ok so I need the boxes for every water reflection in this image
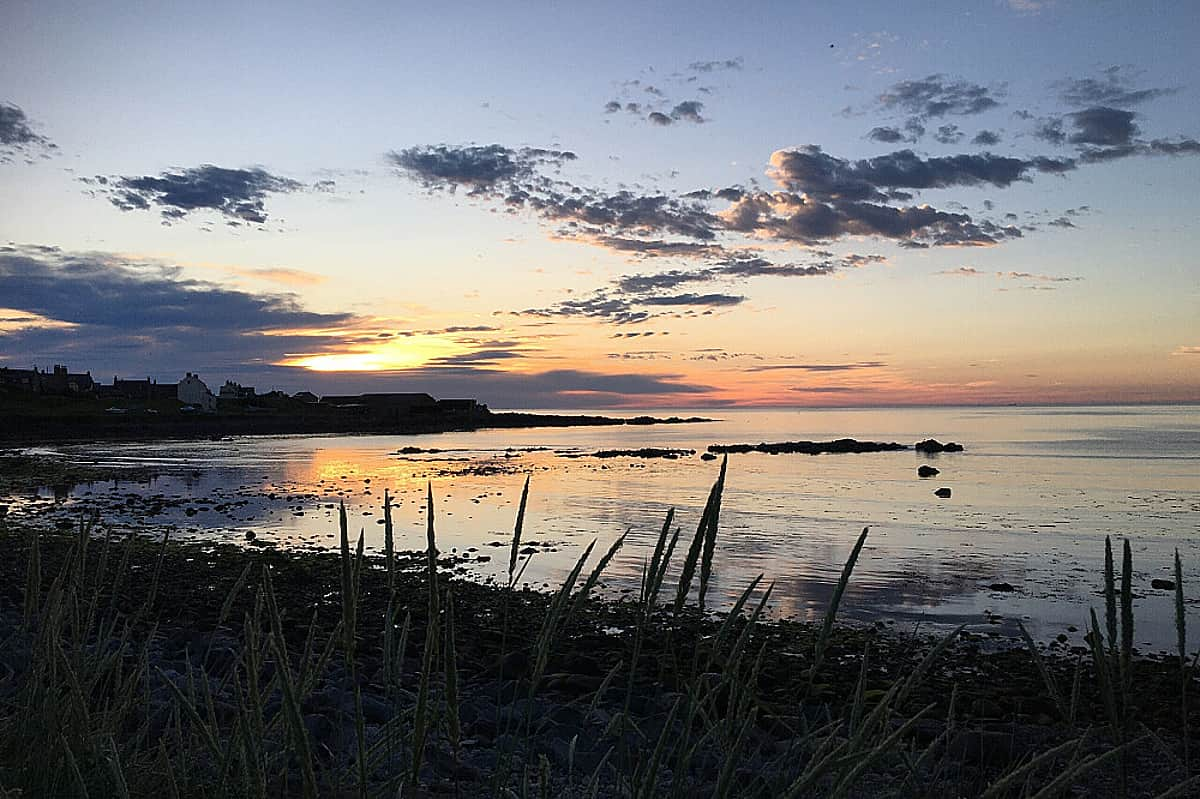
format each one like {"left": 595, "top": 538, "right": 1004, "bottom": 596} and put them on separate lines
{"left": 3, "top": 406, "right": 1198, "bottom": 648}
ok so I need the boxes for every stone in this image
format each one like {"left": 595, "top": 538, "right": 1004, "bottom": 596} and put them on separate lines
{"left": 918, "top": 465, "right": 939, "bottom": 477}
{"left": 989, "top": 582, "right": 1016, "bottom": 592}
{"left": 934, "top": 487, "right": 952, "bottom": 498}
{"left": 1152, "top": 578, "right": 1177, "bottom": 591}
{"left": 915, "top": 439, "right": 965, "bottom": 453}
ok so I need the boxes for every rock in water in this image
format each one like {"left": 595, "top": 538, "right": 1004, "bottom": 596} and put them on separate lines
{"left": 989, "top": 582, "right": 1016, "bottom": 592}
{"left": 918, "top": 465, "right": 939, "bottom": 477}
{"left": 934, "top": 487, "right": 952, "bottom": 498}
{"left": 1151, "top": 578, "right": 1176, "bottom": 590}
{"left": 915, "top": 439, "right": 965, "bottom": 453}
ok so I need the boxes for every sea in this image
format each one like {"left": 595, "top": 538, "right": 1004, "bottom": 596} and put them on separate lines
{"left": 8, "top": 405, "right": 1199, "bottom": 651}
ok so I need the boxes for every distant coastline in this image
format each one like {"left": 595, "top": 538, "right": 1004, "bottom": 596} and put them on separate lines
{"left": 0, "top": 408, "right": 714, "bottom": 445}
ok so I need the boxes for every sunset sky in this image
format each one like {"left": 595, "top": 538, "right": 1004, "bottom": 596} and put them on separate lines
{"left": 1, "top": 0, "right": 1197, "bottom": 408}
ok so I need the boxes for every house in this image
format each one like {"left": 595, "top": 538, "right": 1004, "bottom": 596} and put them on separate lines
{"left": 41, "top": 365, "right": 95, "bottom": 395}
{"left": 435, "top": 398, "right": 482, "bottom": 417}
{"left": 219, "top": 380, "right": 255, "bottom": 401}
{"left": 360, "top": 393, "right": 437, "bottom": 412}
{"left": 0, "top": 367, "right": 42, "bottom": 392}
{"left": 177, "top": 373, "right": 217, "bottom": 412}
{"left": 0, "top": 365, "right": 95, "bottom": 395}
{"left": 292, "top": 391, "right": 319, "bottom": 404}
{"left": 99, "top": 377, "right": 154, "bottom": 402}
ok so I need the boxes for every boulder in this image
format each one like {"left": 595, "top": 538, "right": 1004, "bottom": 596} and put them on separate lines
{"left": 1151, "top": 578, "right": 1177, "bottom": 591}
{"left": 934, "top": 487, "right": 952, "bottom": 498}
{"left": 917, "top": 465, "right": 939, "bottom": 477}
{"left": 988, "top": 582, "right": 1016, "bottom": 593}
{"left": 915, "top": 439, "right": 965, "bottom": 453}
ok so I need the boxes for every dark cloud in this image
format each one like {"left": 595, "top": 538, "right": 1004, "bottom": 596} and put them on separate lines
{"left": 0, "top": 245, "right": 355, "bottom": 373}
{"left": 1056, "top": 67, "right": 1176, "bottom": 108}
{"left": 934, "top": 125, "right": 964, "bottom": 144}
{"left": 85, "top": 165, "right": 305, "bottom": 225}
{"left": 588, "top": 236, "right": 723, "bottom": 258}
{"left": 670, "top": 100, "right": 706, "bottom": 124}
{"left": 1069, "top": 139, "right": 1200, "bottom": 163}
{"left": 746, "top": 361, "right": 886, "bottom": 372}
{"left": 511, "top": 284, "right": 743, "bottom": 325}
{"left": 972, "top": 130, "right": 1002, "bottom": 146}
{"left": 867, "top": 126, "right": 905, "bottom": 143}
{"left": 648, "top": 112, "right": 673, "bottom": 126}
{"left": 389, "top": 144, "right": 576, "bottom": 192}
{"left": 604, "top": 101, "right": 623, "bottom": 113}
{"left": 0, "top": 102, "right": 57, "bottom": 163}
{"left": 1068, "top": 107, "right": 1138, "bottom": 147}
{"left": 395, "top": 324, "right": 500, "bottom": 337}
{"left": 688, "top": 57, "right": 743, "bottom": 73}
{"left": 878, "top": 75, "right": 1004, "bottom": 120}
{"left": 640, "top": 292, "right": 744, "bottom": 307}
{"left": 789, "top": 386, "right": 862, "bottom": 393}
{"left": 615, "top": 253, "right": 881, "bottom": 293}
{"left": 394, "top": 141, "right": 1071, "bottom": 257}
{"left": 768, "top": 146, "right": 1074, "bottom": 200}
{"left": 1033, "top": 117, "right": 1067, "bottom": 145}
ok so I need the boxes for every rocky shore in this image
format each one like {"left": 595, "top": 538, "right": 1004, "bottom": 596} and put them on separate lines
{"left": 0, "top": 514, "right": 1195, "bottom": 797}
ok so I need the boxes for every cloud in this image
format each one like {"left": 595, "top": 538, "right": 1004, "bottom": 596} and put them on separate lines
{"left": 648, "top": 111, "right": 673, "bottom": 126}
{"left": 768, "top": 146, "right": 1074, "bottom": 198}
{"left": 1033, "top": 117, "right": 1066, "bottom": 144}
{"left": 938, "top": 266, "right": 985, "bottom": 276}
{"left": 84, "top": 165, "right": 305, "bottom": 225}
{"left": 1077, "top": 137, "right": 1200, "bottom": 163}
{"left": 1068, "top": 107, "right": 1138, "bottom": 146}
{"left": 0, "top": 102, "right": 57, "bottom": 163}
{"left": 934, "top": 125, "right": 964, "bottom": 144}
{"left": 388, "top": 144, "right": 576, "bottom": 192}
{"left": 224, "top": 266, "right": 328, "bottom": 286}
{"left": 1172, "top": 346, "right": 1200, "bottom": 356}
{"left": 393, "top": 141, "right": 1072, "bottom": 256}
{"left": 615, "top": 253, "right": 881, "bottom": 293}
{"left": 877, "top": 74, "right": 1004, "bottom": 120}
{"left": 788, "top": 386, "right": 863, "bottom": 393}
{"left": 512, "top": 286, "right": 744, "bottom": 325}
{"left": 972, "top": 129, "right": 1002, "bottom": 146}
{"left": 640, "top": 292, "right": 744, "bottom": 307}
{"left": 688, "top": 57, "right": 743, "bottom": 73}
{"left": 1056, "top": 67, "right": 1176, "bottom": 108}
{"left": 670, "top": 100, "right": 706, "bottom": 124}
{"left": 0, "top": 245, "right": 356, "bottom": 373}
{"left": 867, "top": 126, "right": 905, "bottom": 143}
{"left": 998, "top": 270, "right": 1080, "bottom": 282}
{"left": 746, "top": 361, "right": 886, "bottom": 372}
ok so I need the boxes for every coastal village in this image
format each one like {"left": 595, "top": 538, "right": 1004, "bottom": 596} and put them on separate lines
{"left": 0, "top": 363, "right": 485, "bottom": 421}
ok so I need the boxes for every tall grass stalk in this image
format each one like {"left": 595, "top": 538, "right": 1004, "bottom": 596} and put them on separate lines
{"left": 809, "top": 526, "right": 870, "bottom": 691}
{"left": 1176, "top": 549, "right": 1189, "bottom": 775}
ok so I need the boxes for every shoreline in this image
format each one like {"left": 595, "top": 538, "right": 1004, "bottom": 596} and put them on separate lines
{"left": 0, "top": 409, "right": 715, "bottom": 446}
{"left": 0, "top": 517, "right": 1194, "bottom": 797}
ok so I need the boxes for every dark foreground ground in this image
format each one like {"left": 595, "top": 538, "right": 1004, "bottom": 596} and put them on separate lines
{"left": 0, "top": 509, "right": 1196, "bottom": 798}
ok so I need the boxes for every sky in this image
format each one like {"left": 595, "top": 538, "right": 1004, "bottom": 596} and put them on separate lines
{"left": 1, "top": 0, "right": 1197, "bottom": 409}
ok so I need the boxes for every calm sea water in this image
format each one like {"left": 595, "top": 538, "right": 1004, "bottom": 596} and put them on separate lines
{"left": 10, "top": 405, "right": 1200, "bottom": 650}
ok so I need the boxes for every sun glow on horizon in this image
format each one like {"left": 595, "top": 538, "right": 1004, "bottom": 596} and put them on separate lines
{"left": 279, "top": 335, "right": 465, "bottom": 372}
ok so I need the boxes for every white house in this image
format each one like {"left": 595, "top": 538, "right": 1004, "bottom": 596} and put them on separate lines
{"left": 177, "top": 372, "right": 217, "bottom": 411}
